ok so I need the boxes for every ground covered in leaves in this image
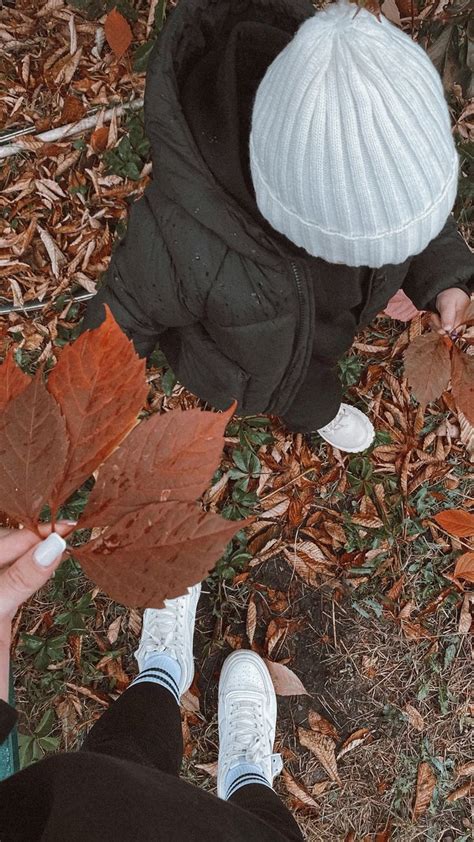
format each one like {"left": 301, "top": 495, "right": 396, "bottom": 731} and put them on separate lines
{"left": 1, "top": 1, "right": 473, "bottom": 840}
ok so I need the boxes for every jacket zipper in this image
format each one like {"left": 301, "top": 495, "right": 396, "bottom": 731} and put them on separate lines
{"left": 289, "top": 260, "right": 305, "bottom": 347}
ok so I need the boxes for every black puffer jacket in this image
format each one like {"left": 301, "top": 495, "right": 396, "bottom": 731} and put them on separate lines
{"left": 83, "top": 0, "right": 473, "bottom": 423}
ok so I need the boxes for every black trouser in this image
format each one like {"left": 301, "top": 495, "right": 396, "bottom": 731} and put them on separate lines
{"left": 81, "top": 682, "right": 304, "bottom": 841}
{"left": 282, "top": 353, "right": 342, "bottom": 433}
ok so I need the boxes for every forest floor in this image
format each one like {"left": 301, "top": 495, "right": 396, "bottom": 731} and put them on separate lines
{"left": 1, "top": 1, "right": 473, "bottom": 840}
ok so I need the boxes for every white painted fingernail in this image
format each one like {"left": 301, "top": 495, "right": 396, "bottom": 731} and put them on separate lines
{"left": 33, "top": 534, "right": 66, "bottom": 567}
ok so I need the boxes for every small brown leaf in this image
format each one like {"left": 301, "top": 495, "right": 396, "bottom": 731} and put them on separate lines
{"left": 412, "top": 761, "right": 436, "bottom": 820}
{"left": 337, "top": 728, "right": 371, "bottom": 759}
{"left": 453, "top": 551, "right": 474, "bottom": 583}
{"left": 404, "top": 333, "right": 451, "bottom": 408}
{"left": 0, "top": 373, "right": 68, "bottom": 529}
{"left": 311, "top": 780, "right": 331, "bottom": 797}
{"left": 447, "top": 782, "right": 473, "bottom": 802}
{"left": 458, "top": 593, "right": 473, "bottom": 635}
{"left": 106, "top": 616, "right": 122, "bottom": 645}
{"left": 298, "top": 728, "right": 341, "bottom": 784}
{"left": 0, "top": 350, "right": 30, "bottom": 413}
{"left": 246, "top": 597, "right": 257, "bottom": 646}
{"left": 403, "top": 703, "right": 424, "bottom": 731}
{"left": 195, "top": 761, "right": 218, "bottom": 777}
{"left": 351, "top": 514, "right": 384, "bottom": 529}
{"left": 91, "top": 126, "right": 109, "bottom": 152}
{"left": 60, "top": 94, "right": 86, "bottom": 124}
{"left": 282, "top": 770, "right": 318, "bottom": 810}
{"left": 104, "top": 9, "right": 132, "bottom": 59}
{"left": 433, "top": 508, "right": 474, "bottom": 538}
{"left": 308, "top": 710, "right": 339, "bottom": 741}
{"left": 265, "top": 661, "right": 309, "bottom": 696}
{"left": 451, "top": 346, "right": 474, "bottom": 425}
{"left": 401, "top": 620, "right": 431, "bottom": 641}
{"left": 456, "top": 760, "right": 474, "bottom": 779}
{"left": 76, "top": 503, "right": 244, "bottom": 608}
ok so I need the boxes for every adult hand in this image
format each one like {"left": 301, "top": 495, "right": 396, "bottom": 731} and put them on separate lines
{"left": 0, "top": 523, "right": 73, "bottom": 624}
{"left": 431, "top": 288, "right": 471, "bottom": 336}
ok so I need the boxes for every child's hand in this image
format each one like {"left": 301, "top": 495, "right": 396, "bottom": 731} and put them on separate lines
{"left": 432, "top": 288, "right": 471, "bottom": 336}
{"left": 0, "top": 523, "right": 73, "bottom": 623}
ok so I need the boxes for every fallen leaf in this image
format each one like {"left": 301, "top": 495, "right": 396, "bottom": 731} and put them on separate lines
{"left": 298, "top": 728, "right": 341, "bottom": 784}
{"left": 337, "top": 728, "right": 371, "bottom": 760}
{"left": 106, "top": 616, "right": 122, "bottom": 645}
{"left": 351, "top": 514, "right": 384, "bottom": 529}
{"left": 60, "top": 94, "right": 86, "bottom": 124}
{"left": 75, "top": 503, "right": 244, "bottom": 608}
{"left": 404, "top": 333, "right": 452, "bottom": 407}
{"left": 456, "top": 760, "right": 474, "bottom": 778}
{"left": 412, "top": 761, "right": 436, "bottom": 820}
{"left": 381, "top": 0, "right": 401, "bottom": 26}
{"left": 48, "top": 307, "right": 147, "bottom": 511}
{"left": 451, "top": 346, "right": 474, "bottom": 425}
{"left": 308, "top": 710, "right": 339, "bottom": 741}
{"left": 0, "top": 373, "right": 68, "bottom": 530}
{"left": 403, "top": 703, "right": 424, "bottom": 731}
{"left": 81, "top": 405, "right": 234, "bottom": 527}
{"left": 311, "top": 780, "right": 331, "bottom": 797}
{"left": 246, "top": 597, "right": 257, "bottom": 646}
{"left": 104, "top": 9, "right": 132, "bottom": 59}
{"left": 0, "top": 350, "right": 29, "bottom": 412}
{"left": 265, "top": 660, "right": 309, "bottom": 696}
{"left": 447, "top": 782, "right": 473, "bottom": 802}
{"left": 433, "top": 509, "right": 474, "bottom": 538}
{"left": 282, "top": 770, "right": 319, "bottom": 810}
{"left": 181, "top": 690, "right": 200, "bottom": 713}
{"left": 91, "top": 126, "right": 109, "bottom": 152}
{"left": 195, "top": 761, "right": 218, "bottom": 777}
{"left": 458, "top": 593, "right": 473, "bottom": 635}
{"left": 401, "top": 620, "right": 432, "bottom": 641}
{"left": 453, "top": 551, "right": 474, "bottom": 583}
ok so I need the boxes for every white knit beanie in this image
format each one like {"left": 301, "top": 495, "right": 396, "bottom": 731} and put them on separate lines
{"left": 249, "top": 0, "right": 459, "bottom": 267}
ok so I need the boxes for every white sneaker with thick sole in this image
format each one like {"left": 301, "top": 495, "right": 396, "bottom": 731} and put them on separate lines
{"left": 217, "top": 650, "right": 283, "bottom": 799}
{"left": 134, "top": 583, "right": 201, "bottom": 696}
{"left": 317, "top": 403, "right": 375, "bottom": 453}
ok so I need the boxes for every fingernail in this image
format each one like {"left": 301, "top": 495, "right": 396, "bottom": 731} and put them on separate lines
{"left": 62, "top": 520, "right": 77, "bottom": 526}
{"left": 33, "top": 534, "right": 66, "bottom": 567}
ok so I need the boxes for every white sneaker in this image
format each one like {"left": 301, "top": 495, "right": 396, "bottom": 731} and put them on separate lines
{"left": 134, "top": 584, "right": 201, "bottom": 696}
{"left": 317, "top": 403, "right": 375, "bottom": 453}
{"left": 217, "top": 650, "right": 283, "bottom": 799}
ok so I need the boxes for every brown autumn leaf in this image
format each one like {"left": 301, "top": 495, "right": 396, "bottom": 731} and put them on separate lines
{"left": 91, "top": 126, "right": 109, "bottom": 152}
{"left": 264, "top": 660, "right": 309, "bottom": 696}
{"left": 337, "top": 728, "right": 372, "bottom": 759}
{"left": 447, "top": 782, "right": 473, "bottom": 802}
{"left": 351, "top": 514, "right": 384, "bottom": 529}
{"left": 433, "top": 508, "right": 474, "bottom": 538}
{"left": 282, "top": 770, "right": 318, "bottom": 811}
{"left": 412, "top": 761, "right": 436, "bottom": 820}
{"left": 458, "top": 593, "right": 473, "bottom": 635}
{"left": 456, "top": 760, "right": 474, "bottom": 779}
{"left": 75, "top": 502, "right": 245, "bottom": 608}
{"left": 104, "top": 9, "right": 132, "bottom": 59}
{"left": 451, "top": 346, "right": 474, "bottom": 425}
{"left": 246, "top": 597, "right": 257, "bottom": 646}
{"left": 403, "top": 703, "right": 424, "bottom": 732}
{"left": 48, "top": 307, "right": 147, "bottom": 511}
{"left": 298, "top": 728, "right": 341, "bottom": 784}
{"left": 0, "top": 373, "right": 68, "bottom": 530}
{"left": 308, "top": 710, "right": 340, "bottom": 741}
{"left": 453, "top": 551, "right": 474, "bottom": 583}
{"left": 0, "top": 350, "right": 29, "bottom": 412}
{"left": 60, "top": 94, "right": 86, "bottom": 125}
{"left": 404, "top": 332, "right": 452, "bottom": 407}
{"left": 80, "top": 405, "right": 235, "bottom": 527}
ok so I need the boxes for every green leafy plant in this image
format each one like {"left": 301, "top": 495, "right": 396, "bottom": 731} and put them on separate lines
{"left": 103, "top": 111, "right": 151, "bottom": 181}
{"left": 18, "top": 710, "right": 60, "bottom": 768}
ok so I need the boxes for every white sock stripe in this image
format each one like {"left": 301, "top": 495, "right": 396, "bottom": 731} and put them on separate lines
{"left": 135, "top": 666, "right": 180, "bottom": 694}
{"left": 226, "top": 772, "right": 271, "bottom": 799}
{"left": 130, "top": 674, "right": 179, "bottom": 703}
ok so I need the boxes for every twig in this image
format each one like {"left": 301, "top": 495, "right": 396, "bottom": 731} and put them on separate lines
{"left": 0, "top": 98, "right": 144, "bottom": 160}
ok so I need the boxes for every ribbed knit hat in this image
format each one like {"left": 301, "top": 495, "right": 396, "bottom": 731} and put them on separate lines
{"left": 249, "top": 0, "right": 459, "bottom": 267}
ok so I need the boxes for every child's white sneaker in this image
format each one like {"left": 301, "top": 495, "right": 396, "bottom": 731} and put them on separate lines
{"left": 317, "top": 403, "right": 374, "bottom": 453}
{"left": 134, "top": 584, "right": 201, "bottom": 696}
{"left": 217, "top": 651, "right": 283, "bottom": 800}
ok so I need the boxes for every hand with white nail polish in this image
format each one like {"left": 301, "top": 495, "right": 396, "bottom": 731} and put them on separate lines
{"left": 0, "top": 523, "right": 75, "bottom": 701}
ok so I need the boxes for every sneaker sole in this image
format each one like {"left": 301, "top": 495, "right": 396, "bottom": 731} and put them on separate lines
{"left": 217, "top": 651, "right": 277, "bottom": 799}
{"left": 180, "top": 583, "right": 201, "bottom": 694}
{"left": 318, "top": 405, "right": 375, "bottom": 453}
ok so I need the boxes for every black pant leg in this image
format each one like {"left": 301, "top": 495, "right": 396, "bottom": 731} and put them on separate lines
{"left": 80, "top": 682, "right": 183, "bottom": 776}
{"left": 229, "top": 784, "right": 304, "bottom": 842}
{"left": 282, "top": 353, "right": 342, "bottom": 433}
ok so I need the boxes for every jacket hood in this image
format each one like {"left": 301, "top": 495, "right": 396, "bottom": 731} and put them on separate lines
{"left": 144, "top": 0, "right": 314, "bottom": 266}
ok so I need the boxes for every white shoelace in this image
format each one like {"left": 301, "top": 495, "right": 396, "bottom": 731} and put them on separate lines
{"left": 224, "top": 699, "right": 269, "bottom": 767}
{"left": 140, "top": 600, "right": 185, "bottom": 660}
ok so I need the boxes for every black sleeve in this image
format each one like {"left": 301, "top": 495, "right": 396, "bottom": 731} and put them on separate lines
{"left": 402, "top": 215, "right": 474, "bottom": 312}
{"left": 0, "top": 698, "right": 17, "bottom": 744}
